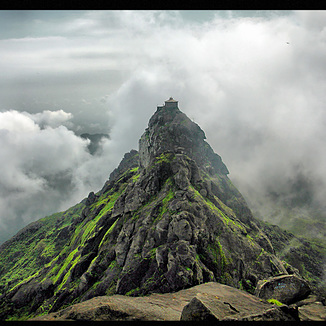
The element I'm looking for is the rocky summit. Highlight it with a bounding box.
[0,98,325,321]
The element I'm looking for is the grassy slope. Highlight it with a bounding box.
[0,202,84,296]
[0,166,140,320]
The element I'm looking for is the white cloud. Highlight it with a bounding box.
[22,109,73,128]
[100,10,326,227]
[0,110,116,242]
[0,110,38,132]
[1,10,326,242]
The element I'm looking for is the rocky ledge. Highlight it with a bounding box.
[31,281,325,321]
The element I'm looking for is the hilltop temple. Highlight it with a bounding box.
[157,97,178,109]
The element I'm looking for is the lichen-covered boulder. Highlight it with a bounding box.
[255,274,311,305]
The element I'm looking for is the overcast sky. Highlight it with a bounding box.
[0,10,326,244]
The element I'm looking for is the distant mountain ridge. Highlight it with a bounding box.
[80,133,109,155]
[0,98,325,320]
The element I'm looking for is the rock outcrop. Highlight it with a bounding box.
[255,274,311,305]
[30,282,325,321]
[180,284,296,321]
[139,105,229,175]
[298,301,326,321]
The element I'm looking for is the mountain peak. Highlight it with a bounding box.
[139,98,229,175]
[1,98,323,321]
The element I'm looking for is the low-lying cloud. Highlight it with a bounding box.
[1,10,326,243]
[103,10,326,237]
[23,109,73,129]
[0,110,117,243]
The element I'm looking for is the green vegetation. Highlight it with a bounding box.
[144,131,150,141]
[0,163,138,320]
[130,167,139,173]
[55,183,128,281]
[303,237,326,257]
[238,280,244,290]
[155,152,175,164]
[105,281,117,296]
[246,234,253,241]
[52,247,79,284]
[245,234,257,248]
[116,165,140,184]
[10,270,40,292]
[256,248,265,260]
[142,274,157,291]
[108,260,118,270]
[0,202,84,293]
[154,183,175,222]
[207,239,227,280]
[267,298,283,306]
[126,287,140,296]
[128,167,140,182]
[132,173,140,182]
[149,247,157,259]
[72,184,127,247]
[190,184,245,232]
[237,279,255,293]
[98,219,119,249]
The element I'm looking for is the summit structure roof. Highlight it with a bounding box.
[165,97,178,103]
[164,97,178,109]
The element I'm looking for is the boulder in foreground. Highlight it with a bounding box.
[255,274,311,305]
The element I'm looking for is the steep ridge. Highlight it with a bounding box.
[0,98,324,320]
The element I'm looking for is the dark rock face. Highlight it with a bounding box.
[139,106,229,175]
[255,274,311,305]
[0,100,322,321]
[107,149,139,183]
[11,279,54,310]
[85,192,97,206]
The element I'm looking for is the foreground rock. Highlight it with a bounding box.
[180,283,298,321]
[31,282,303,321]
[255,274,311,305]
[298,302,326,321]
[290,294,326,321]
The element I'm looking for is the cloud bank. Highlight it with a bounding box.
[103,11,326,224]
[1,10,326,243]
[0,110,117,243]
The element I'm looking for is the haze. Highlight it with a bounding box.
[0,10,325,244]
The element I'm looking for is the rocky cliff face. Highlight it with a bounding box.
[0,101,324,320]
[139,105,228,174]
